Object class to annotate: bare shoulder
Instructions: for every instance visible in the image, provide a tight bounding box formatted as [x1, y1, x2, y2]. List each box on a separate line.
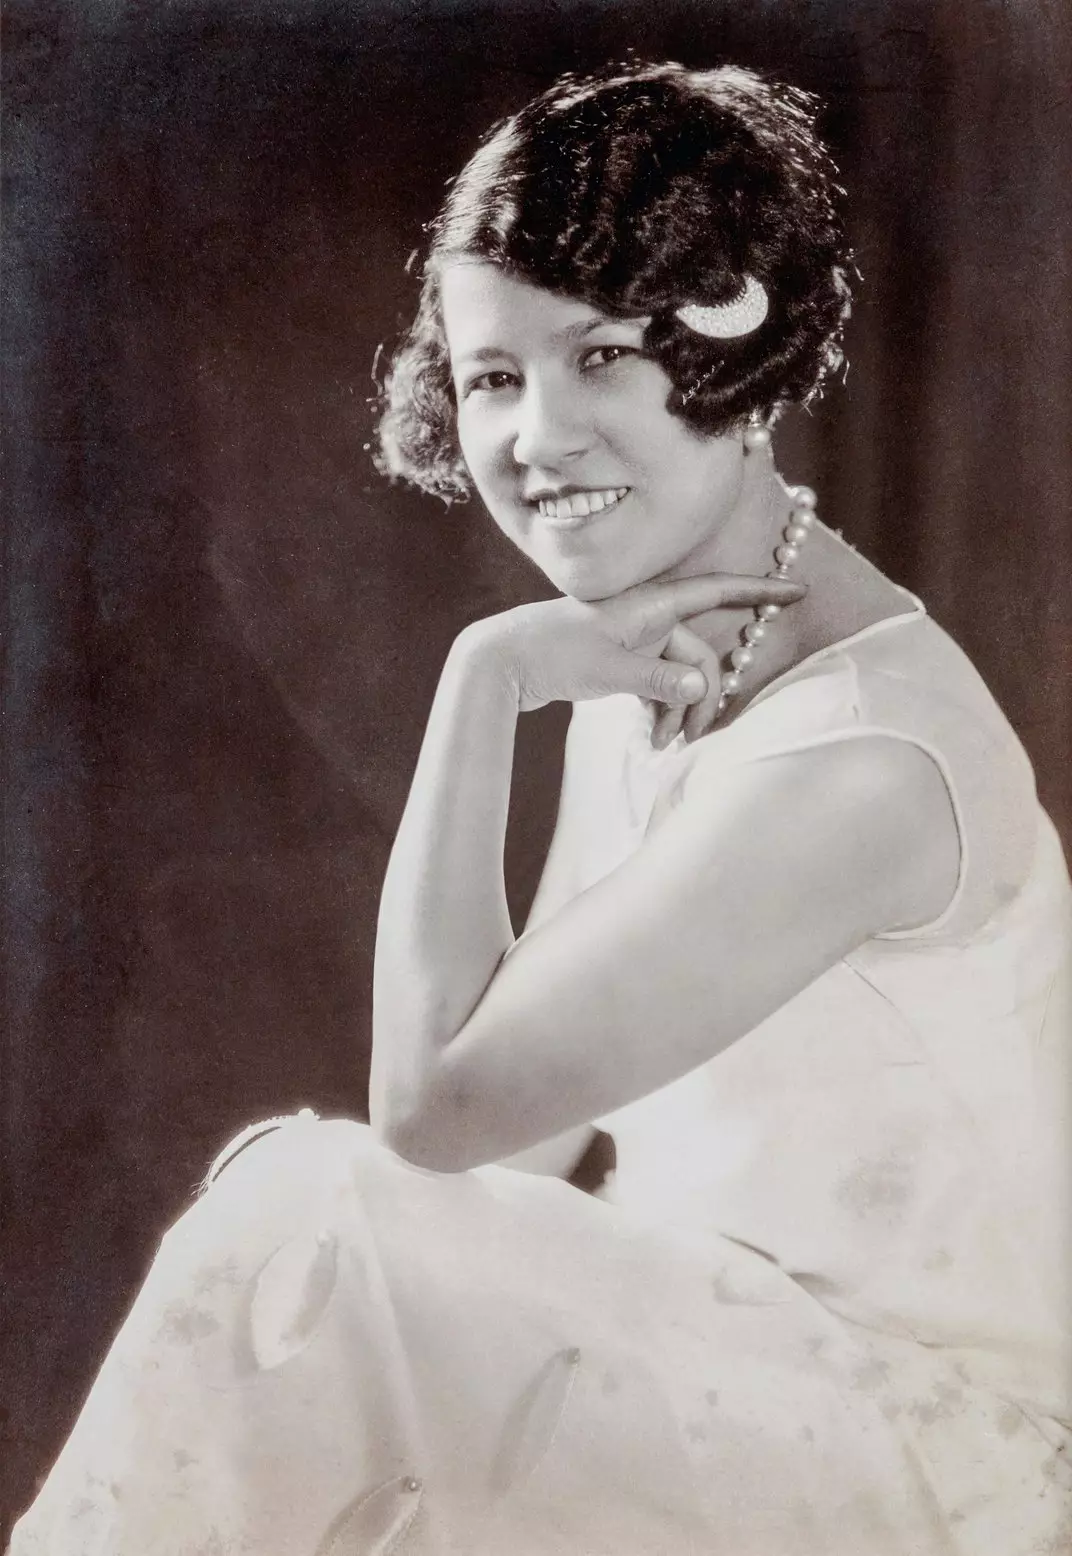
[678, 730, 961, 937]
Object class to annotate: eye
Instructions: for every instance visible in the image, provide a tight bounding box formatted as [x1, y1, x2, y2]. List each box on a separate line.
[463, 369, 519, 397]
[581, 343, 641, 371]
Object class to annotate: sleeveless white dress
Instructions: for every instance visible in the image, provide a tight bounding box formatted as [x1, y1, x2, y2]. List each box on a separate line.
[11, 591, 1072, 1556]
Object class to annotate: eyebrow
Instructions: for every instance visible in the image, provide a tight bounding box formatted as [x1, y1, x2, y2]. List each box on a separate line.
[454, 346, 518, 367]
[560, 314, 650, 342]
[453, 315, 651, 368]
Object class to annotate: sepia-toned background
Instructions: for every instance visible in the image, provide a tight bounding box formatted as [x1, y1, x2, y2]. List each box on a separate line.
[3, 0, 1070, 1532]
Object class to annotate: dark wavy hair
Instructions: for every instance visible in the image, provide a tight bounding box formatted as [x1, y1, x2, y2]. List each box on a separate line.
[376, 61, 854, 501]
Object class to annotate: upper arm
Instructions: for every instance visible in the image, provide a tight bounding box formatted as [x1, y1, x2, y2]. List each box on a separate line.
[403, 734, 960, 1170]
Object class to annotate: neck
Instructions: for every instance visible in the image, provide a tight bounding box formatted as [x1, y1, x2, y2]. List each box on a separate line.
[667, 451, 791, 581]
[660, 451, 803, 664]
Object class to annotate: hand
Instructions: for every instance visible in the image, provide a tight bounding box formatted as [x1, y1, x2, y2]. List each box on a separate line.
[461, 574, 806, 741]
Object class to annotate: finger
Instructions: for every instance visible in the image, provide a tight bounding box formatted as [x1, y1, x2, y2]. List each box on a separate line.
[610, 646, 708, 706]
[651, 701, 686, 750]
[650, 624, 725, 748]
[636, 694, 674, 749]
[625, 574, 806, 640]
[665, 623, 724, 743]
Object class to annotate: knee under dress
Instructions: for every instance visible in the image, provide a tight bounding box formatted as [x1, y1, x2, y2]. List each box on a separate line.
[11, 585, 1072, 1555]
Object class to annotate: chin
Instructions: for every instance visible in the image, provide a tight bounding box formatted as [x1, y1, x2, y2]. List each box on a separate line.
[539, 561, 638, 603]
[528, 543, 655, 602]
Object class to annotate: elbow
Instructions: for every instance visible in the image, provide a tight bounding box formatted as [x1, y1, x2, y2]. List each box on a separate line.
[370, 1043, 502, 1173]
[370, 1097, 478, 1175]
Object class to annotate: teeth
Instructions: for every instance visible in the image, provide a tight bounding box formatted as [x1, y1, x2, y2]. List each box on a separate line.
[538, 488, 628, 520]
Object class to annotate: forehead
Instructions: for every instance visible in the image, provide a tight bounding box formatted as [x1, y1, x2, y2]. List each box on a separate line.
[439, 262, 643, 359]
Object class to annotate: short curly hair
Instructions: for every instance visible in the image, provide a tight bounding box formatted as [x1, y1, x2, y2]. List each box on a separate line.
[376, 61, 854, 501]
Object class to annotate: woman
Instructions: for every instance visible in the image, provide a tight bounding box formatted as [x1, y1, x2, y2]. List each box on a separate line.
[12, 61, 1071, 1556]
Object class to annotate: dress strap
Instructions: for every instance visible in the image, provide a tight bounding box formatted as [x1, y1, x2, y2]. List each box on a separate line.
[201, 1108, 320, 1191]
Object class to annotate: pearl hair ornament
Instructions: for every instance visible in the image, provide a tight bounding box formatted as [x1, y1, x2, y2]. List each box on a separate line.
[716, 417, 816, 718]
[675, 275, 769, 339]
[677, 276, 770, 407]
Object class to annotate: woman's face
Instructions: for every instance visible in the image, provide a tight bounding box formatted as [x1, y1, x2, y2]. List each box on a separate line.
[441, 262, 746, 601]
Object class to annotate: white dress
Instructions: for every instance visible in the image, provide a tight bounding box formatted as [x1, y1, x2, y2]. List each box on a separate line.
[11, 590, 1072, 1556]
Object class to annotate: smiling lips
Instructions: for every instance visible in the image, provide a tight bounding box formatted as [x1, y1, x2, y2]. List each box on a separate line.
[536, 487, 630, 523]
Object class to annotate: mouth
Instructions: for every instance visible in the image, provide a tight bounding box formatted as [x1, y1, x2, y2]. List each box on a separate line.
[531, 486, 630, 527]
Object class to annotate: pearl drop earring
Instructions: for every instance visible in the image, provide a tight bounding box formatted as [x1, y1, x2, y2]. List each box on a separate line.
[743, 415, 772, 452]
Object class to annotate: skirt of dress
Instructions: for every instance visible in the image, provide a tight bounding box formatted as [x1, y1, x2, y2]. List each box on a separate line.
[10, 1115, 1070, 1556]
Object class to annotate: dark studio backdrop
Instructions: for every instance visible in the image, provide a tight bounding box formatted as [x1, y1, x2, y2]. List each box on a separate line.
[2, 0, 1070, 1531]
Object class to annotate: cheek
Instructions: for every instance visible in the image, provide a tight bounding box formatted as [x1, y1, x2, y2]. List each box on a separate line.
[455, 415, 480, 482]
[632, 401, 741, 485]
[672, 435, 744, 510]
[700, 457, 744, 519]
[457, 408, 507, 480]
[458, 421, 530, 547]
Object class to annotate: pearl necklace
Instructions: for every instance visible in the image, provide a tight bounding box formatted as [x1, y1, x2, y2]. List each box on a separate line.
[716, 421, 817, 718]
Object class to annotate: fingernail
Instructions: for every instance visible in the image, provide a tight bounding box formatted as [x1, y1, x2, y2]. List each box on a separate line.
[678, 671, 706, 702]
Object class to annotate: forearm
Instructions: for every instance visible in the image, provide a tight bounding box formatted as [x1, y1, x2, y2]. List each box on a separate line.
[370, 625, 520, 1143]
[494, 1123, 597, 1178]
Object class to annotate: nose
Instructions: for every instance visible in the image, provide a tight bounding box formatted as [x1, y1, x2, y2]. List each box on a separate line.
[511, 376, 591, 470]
